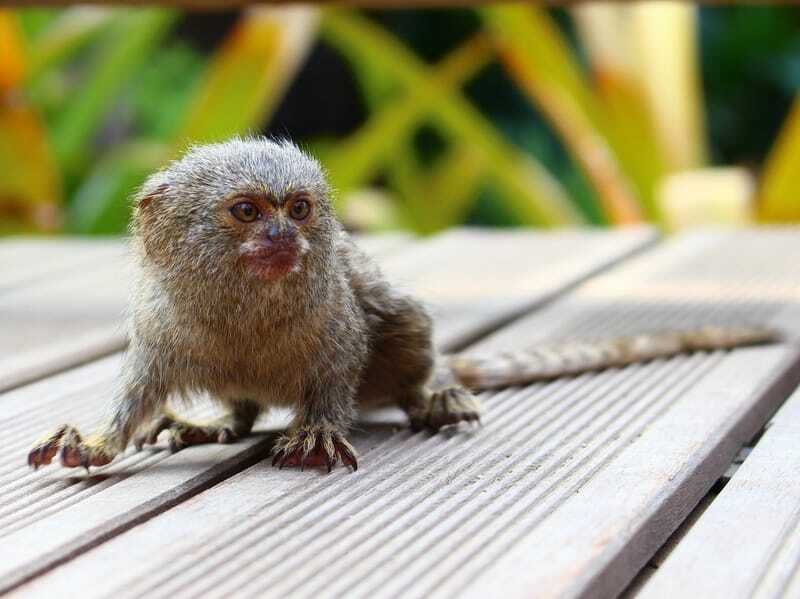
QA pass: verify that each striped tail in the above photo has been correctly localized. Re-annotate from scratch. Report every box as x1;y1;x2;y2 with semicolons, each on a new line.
447;326;780;391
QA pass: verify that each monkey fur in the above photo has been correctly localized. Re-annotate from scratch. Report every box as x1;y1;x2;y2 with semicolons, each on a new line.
27;138;777;473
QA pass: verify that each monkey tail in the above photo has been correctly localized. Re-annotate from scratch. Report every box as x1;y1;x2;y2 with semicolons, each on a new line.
447;326;781;391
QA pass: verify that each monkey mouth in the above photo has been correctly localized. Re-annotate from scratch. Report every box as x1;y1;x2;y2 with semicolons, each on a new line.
242;248;299;280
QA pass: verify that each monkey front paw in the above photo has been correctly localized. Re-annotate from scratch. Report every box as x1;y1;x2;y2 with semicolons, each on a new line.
272;427;358;473
409;387;482;431
134;413;239;453
27;425;116;471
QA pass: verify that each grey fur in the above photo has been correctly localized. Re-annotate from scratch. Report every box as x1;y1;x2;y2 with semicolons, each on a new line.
28;137;478;473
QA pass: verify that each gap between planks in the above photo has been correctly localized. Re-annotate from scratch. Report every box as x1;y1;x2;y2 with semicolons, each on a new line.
637;379;800;598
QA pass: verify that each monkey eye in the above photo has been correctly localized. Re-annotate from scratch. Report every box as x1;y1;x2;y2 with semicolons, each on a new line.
230;201;260;223
288;197;311;221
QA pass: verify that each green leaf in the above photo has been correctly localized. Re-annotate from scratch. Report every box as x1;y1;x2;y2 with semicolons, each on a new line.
51;9;177;179
324;33;491;199
127;41;205;141
15;8;60;39
25;7;115;82
414;144;485;232
321;10;582;227
67;140;169;234
177;7;318;145
481;5;642;225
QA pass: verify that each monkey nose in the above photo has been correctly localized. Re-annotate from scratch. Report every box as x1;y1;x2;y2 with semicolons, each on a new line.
265;223;294;242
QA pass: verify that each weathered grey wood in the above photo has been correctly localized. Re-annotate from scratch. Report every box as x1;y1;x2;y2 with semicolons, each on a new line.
379;227;657;349
350;231;411;257
0;238;130;391
636;385;800;598
13;227;800;599
0;227;655;593
620;490;719;597
0;238;130;392
0;237;125;293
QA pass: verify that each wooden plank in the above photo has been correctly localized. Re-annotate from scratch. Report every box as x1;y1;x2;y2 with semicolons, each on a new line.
636;386;800;598
11;227;800;599
0;227;654;593
379;227;657;349
0;232;414;393
0;238;130;393
0;237;125;293
349;230;411;257
0;271;129;393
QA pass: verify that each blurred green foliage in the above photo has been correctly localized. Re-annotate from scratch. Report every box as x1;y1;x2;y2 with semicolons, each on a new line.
0;4;799;236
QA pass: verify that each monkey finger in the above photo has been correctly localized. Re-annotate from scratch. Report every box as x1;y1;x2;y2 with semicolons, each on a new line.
58;434;114;470
27;425;70;469
28;443;58;470
134;415;175;450
335;441;358;472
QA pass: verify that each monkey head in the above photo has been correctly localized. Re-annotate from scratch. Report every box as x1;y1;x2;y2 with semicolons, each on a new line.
132;138;337;285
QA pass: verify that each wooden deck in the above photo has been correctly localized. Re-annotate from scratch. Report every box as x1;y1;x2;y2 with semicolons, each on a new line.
3;226;800;598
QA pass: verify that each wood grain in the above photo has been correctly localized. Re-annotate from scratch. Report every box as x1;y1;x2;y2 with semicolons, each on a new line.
637;385;800;599
378;227;657;349
12;227;800;599
0;227;656;593
0;240;130;392
0;238;125;293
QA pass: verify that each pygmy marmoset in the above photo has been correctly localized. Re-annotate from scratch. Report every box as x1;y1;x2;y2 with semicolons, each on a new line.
27;138;776;473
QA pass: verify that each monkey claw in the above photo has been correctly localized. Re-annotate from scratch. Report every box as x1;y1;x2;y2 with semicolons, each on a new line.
409;387;482;431
133;413;240;453
27;425;115;470
272;428;358;473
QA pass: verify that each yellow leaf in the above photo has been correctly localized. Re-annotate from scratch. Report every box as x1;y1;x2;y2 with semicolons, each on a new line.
629;2;708;171
0;11;26;90
0;99;62;230
482;6;643;225
178;7;318;145
571;3;667;220
759;98;800;222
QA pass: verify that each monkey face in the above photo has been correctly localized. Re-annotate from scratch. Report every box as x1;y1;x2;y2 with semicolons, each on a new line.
134;138;337;285
223;191;315;281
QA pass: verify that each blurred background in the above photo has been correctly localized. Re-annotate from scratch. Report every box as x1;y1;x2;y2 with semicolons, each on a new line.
1;3;799;237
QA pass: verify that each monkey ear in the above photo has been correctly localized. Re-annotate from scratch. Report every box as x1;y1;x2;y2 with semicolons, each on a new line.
136;182;169;212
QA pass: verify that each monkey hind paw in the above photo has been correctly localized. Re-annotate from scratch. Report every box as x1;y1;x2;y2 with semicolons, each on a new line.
409;387;482;431
272;427;358;473
27;425;115;471
134;414;240;453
